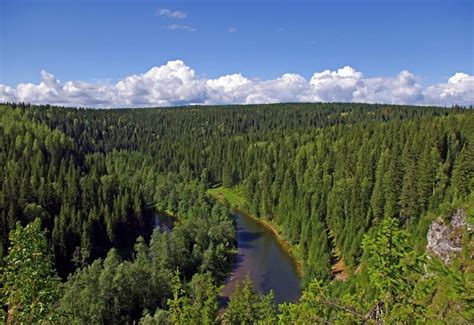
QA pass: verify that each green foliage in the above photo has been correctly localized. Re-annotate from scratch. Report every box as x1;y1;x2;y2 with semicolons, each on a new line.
362;218;422;300
278;280;337;323
2;103;472;280
0;103;472;323
1;219;61;323
281;214;473;324
361;218;426;322
413;257;474;323
208;186;247;210
168;270;192;324
58;178;234;323
167;271;220;324
59;245;173;324
224;276;277;324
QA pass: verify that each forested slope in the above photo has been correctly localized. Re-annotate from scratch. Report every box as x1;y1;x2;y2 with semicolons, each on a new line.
242;114;473;280
1;102;472;323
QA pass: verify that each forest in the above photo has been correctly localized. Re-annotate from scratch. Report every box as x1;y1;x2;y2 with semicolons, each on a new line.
1;102;473;324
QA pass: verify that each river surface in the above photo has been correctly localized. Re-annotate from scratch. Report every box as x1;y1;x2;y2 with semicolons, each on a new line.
220;212;301;305
154;210;301;305
153;212;174;232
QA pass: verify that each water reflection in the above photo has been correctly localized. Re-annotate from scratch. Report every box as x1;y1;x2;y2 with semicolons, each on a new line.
237;229;263;249
153;212;174;232
220;212;301;306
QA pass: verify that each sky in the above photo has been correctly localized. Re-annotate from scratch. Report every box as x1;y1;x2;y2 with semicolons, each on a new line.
0;0;473;107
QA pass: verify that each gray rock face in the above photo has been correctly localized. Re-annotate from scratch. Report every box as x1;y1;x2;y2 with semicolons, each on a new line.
426;208;470;264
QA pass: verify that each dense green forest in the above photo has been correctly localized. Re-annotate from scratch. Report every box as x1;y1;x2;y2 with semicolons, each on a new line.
1;102;472;323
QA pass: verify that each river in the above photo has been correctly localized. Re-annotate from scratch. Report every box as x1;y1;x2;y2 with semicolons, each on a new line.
154;210;301;306
220;212;301;305
153;211;174;232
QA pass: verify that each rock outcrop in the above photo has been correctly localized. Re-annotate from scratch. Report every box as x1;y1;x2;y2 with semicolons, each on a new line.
427;208;471;264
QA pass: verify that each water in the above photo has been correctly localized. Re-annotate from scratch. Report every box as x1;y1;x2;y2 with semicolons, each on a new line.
153;212;174;232
154;210;301;305
220;212;301;305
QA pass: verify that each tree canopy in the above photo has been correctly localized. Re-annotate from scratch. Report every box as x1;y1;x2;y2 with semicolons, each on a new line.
0;102;472;323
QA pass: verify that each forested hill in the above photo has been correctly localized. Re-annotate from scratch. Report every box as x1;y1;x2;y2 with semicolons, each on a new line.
1;102;472;323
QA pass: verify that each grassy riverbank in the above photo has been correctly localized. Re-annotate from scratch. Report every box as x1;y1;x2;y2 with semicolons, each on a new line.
208;186;303;277
208;186;247;209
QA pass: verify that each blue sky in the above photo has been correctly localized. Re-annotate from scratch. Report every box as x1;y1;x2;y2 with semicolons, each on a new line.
0;0;472;107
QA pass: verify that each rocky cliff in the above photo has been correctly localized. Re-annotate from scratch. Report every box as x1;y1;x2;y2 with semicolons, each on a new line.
427;208;472;264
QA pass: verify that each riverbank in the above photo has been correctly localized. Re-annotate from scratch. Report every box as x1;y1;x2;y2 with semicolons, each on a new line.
208;186;303;277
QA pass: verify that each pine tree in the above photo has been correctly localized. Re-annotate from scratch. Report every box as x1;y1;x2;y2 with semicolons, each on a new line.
451;142;474;199
371;148;388;222
383;146;403;219
399;155;419;224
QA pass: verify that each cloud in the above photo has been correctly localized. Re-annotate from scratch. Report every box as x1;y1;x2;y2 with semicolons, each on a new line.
246;74;309;104
228;26;237;33
156;8;187;19
424;73;474;106
206;74;252;104
307;66;364;102
161;24;197;32
355;71;424;104
115;60;206;106
0;61;472;108
205;73;308;105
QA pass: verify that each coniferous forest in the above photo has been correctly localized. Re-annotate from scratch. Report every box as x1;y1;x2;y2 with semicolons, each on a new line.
1;102;473;324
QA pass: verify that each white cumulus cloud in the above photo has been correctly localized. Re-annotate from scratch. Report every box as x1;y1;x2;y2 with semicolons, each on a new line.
115;60;206;106
352;71;424;104
0;61;472;108
424;73;474;106
206;74;252;104
308;66;364;102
